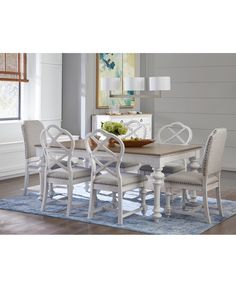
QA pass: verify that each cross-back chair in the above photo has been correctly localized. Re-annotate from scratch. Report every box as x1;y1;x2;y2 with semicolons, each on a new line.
124;119;147;139
157;121;192;146
40;125;91;216
140;122;193;175
85;129;148;225
102;119;148;172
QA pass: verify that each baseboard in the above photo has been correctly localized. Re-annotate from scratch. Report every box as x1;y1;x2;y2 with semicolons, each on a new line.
0;165;25;180
222;167;236;172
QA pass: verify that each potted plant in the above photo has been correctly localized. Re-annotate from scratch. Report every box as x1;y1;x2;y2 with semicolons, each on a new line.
101;121;128;146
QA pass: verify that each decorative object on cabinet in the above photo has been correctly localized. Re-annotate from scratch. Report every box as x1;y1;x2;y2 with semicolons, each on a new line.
92;114;152;139
96;53;136;108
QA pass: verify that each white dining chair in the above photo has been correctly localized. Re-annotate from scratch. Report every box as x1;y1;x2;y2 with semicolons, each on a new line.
140;122;193;175
40;125;91;216
124;119;147;140
106;119;148;172
21;120;81;196
21;120;46;195
164;128;227;224
85;129;148;225
123;119;147;170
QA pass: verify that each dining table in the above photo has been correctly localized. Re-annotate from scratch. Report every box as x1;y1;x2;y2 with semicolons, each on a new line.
35;140;201;222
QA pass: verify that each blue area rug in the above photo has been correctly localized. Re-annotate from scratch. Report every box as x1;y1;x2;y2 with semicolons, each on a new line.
0;185;236;234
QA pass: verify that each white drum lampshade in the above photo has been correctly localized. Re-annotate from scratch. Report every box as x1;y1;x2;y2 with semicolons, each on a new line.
100;77;120;91
123;77;145;91
149;76;171;91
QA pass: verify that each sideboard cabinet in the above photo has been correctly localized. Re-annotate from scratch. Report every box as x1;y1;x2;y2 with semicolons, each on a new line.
92;114;152;138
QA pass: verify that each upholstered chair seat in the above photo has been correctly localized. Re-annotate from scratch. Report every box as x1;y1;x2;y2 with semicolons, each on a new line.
165;171;218;186
94;172;147;186
48;166;91;180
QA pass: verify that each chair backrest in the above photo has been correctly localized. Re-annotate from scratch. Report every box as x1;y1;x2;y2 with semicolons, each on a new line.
202;128;227;177
157;122;192;145
40;125;75;175
85;129;124;186
21;120;44;159
124;120;147;139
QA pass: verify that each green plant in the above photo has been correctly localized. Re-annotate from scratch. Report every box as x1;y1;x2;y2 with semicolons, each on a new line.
101;121;128;136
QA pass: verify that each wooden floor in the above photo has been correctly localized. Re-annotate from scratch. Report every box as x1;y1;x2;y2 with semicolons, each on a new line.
0;172;236;235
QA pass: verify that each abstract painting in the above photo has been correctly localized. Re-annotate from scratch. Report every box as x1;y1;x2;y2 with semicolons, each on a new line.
96;53;136;108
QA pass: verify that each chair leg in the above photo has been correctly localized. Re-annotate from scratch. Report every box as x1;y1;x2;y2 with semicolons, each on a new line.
165;188;172;216
66;183;73;217
216;186;224;217
182;189;188;209
88;185;96;219
49;183;55;198
112;192;118;208
140;187;147;215
41;181;49;212
118;191;123;225
85;181;90;192
24;166;29;196
203;189;211;224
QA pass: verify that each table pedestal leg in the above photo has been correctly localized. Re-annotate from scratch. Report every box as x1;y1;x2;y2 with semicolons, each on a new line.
189;156;201;202
38;157;45;201
151;167;164;222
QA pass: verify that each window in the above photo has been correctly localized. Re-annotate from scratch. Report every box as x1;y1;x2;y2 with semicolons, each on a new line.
0;81;21;120
0;53;28;121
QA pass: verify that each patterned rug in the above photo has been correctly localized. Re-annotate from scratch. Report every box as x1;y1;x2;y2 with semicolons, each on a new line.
0;184;236;234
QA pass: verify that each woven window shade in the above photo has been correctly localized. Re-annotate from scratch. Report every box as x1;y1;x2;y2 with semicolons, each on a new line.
0;53;28;82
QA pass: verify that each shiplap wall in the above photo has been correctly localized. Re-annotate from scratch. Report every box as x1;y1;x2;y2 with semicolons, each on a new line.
140;53;236;171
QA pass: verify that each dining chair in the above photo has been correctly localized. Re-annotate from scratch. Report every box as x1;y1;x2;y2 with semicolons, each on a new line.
164;128;227;224
124;119;147;140
140;122;193;175
40;124;91;216
21;120;81;196
21;120;46;195
101;119;148;172
85;129;148;225
116;119;148;172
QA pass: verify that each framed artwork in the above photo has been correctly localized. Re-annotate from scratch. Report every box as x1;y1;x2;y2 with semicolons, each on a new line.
96;53;136;108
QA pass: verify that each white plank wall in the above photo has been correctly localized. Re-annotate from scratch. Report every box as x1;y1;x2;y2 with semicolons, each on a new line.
140;53;236;171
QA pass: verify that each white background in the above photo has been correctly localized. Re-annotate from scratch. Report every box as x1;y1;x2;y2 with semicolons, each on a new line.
1;1;236;287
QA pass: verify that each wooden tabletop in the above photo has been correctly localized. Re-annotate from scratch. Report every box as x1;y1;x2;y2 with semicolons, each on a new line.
36;140;201;157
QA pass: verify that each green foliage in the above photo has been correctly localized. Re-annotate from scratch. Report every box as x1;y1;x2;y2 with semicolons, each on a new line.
101;121;128;136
